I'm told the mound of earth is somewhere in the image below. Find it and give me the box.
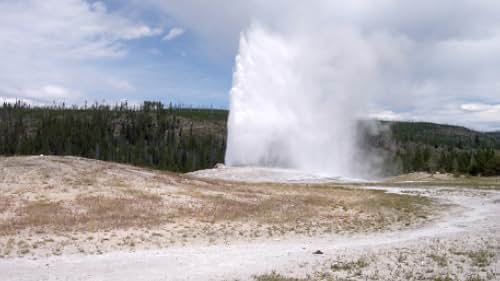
[188,166,362,183]
[0,156,432,259]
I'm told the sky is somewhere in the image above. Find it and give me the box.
[0,0,499,131]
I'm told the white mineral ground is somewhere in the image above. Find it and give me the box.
[1,161,499,281]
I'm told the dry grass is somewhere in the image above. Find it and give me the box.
[0,182,433,235]
[384,172,500,190]
[430,253,449,267]
[0,156,439,258]
[468,250,495,267]
[180,193,320,223]
[0,194,167,234]
[253,272,308,281]
[5,200,75,233]
[331,256,370,272]
[0,195,12,213]
[120,187,163,202]
[252,240,499,281]
[75,195,166,230]
[0,183,433,240]
[176,184,433,230]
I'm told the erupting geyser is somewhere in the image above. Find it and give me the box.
[225,23,386,178]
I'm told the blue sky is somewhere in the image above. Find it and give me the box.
[96,30,232,107]
[0,0,499,131]
[0,0,234,108]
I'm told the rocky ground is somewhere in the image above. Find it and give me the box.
[252,187,500,281]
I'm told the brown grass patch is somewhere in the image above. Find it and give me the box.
[0,195,12,213]
[356,190,430,214]
[172,185,432,230]
[0,183,433,236]
[1,200,76,234]
[0,156,436,237]
[178,194,317,223]
[0,193,168,234]
[254,272,307,281]
[75,195,165,230]
[120,188,162,202]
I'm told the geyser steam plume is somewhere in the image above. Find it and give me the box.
[225,23,394,178]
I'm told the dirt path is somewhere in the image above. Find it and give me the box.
[2,186,499,281]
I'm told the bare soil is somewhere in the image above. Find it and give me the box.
[384,172,500,189]
[0,156,434,259]
[2,156,497,281]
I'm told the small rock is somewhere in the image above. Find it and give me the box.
[214,163,225,169]
[313,250,323,255]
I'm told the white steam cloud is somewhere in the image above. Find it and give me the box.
[148,1,500,132]
[226,22,406,178]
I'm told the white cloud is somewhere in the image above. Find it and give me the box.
[90,1,107,13]
[457,103,500,130]
[0,0,162,60]
[122,25,163,40]
[368,103,500,131]
[24,85,81,101]
[460,103,499,112]
[0,97,34,105]
[107,78,136,92]
[144,0,500,131]
[162,27,185,41]
[0,0,162,104]
[0,84,80,105]
[1,1,499,131]
[368,110,404,121]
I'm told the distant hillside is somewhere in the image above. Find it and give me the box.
[486,131,500,142]
[363,121,499,176]
[0,101,498,175]
[0,101,226,172]
[386,121,500,149]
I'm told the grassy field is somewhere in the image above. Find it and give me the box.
[380,172,500,189]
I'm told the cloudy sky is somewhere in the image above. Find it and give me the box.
[1,0,499,131]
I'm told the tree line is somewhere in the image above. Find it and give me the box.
[0,100,226,172]
[1,101,498,175]
[362,121,500,176]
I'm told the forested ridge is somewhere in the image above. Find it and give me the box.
[363,121,500,176]
[0,101,226,172]
[1,101,499,175]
